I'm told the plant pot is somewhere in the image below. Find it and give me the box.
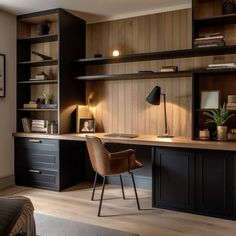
[217,126,228,141]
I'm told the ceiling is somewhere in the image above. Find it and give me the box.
[0,0,191,23]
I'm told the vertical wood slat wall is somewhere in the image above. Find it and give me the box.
[86,9,193,137]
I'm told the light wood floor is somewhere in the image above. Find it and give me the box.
[1,183,236,236]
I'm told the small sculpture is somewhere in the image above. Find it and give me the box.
[32,51,52,60]
[37,21,50,35]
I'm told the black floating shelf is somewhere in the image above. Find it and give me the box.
[76,45,236,65]
[18,59,58,67]
[194,13,236,27]
[76,71,192,81]
[17,34,58,44]
[18,79,58,85]
[193,67,236,74]
[18,108,58,112]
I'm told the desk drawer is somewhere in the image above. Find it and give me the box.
[15,168,59,191]
[15,138,59,170]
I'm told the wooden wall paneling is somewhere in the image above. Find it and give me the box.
[86,9,193,137]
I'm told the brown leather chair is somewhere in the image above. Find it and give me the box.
[85,135,143,216]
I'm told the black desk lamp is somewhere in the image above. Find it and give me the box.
[146,86,173,138]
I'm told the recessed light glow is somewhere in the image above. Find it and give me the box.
[112,50,120,57]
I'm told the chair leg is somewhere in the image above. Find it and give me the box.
[120,175,125,200]
[91,172,98,201]
[129,171,141,210]
[98,176,106,217]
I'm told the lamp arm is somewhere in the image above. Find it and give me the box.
[161,93,168,135]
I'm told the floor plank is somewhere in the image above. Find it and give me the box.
[1,183,236,236]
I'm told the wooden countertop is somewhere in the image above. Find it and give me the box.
[13,132,236,151]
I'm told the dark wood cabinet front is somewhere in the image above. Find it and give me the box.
[153,147,195,210]
[195,150,234,217]
[153,147,236,219]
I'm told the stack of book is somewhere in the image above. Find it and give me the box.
[40,103,58,109]
[31,119,48,133]
[23,101,39,109]
[21,118,31,132]
[207,63,236,70]
[226,95,236,110]
[194,33,225,48]
[29,72,49,81]
[160,66,178,72]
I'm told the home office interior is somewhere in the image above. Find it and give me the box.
[1,0,236,235]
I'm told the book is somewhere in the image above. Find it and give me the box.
[23,103,38,109]
[40,104,58,109]
[160,66,178,72]
[194,35,224,41]
[31,119,48,133]
[208,63,235,68]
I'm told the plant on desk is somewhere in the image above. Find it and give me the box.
[41,93,53,104]
[204,103,234,141]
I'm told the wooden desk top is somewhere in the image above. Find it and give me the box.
[13,132,236,151]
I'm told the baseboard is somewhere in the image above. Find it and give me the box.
[106,174,152,190]
[0,175,15,190]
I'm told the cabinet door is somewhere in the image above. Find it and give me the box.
[153,147,195,210]
[196,150,233,217]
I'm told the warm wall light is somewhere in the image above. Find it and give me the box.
[112,50,120,56]
[146,86,174,138]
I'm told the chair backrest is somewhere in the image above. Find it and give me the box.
[85,136,109,176]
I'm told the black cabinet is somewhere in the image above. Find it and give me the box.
[153,147,195,210]
[153,147,236,219]
[15,137,86,191]
[196,150,234,217]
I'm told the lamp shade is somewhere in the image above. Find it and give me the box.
[146,86,161,105]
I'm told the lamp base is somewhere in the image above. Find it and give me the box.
[157,133,174,138]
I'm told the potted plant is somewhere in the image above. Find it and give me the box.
[41,93,53,104]
[204,103,234,141]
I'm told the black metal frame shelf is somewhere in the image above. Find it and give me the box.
[17,34,58,44]
[76,45,236,65]
[18,79,58,85]
[194,13,236,27]
[18,59,58,67]
[18,108,58,112]
[76,71,192,81]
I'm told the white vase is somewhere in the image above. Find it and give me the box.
[217,126,227,141]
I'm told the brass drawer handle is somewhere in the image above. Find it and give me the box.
[28,139,42,143]
[29,169,41,174]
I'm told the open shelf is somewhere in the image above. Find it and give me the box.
[17,34,58,44]
[76,71,192,81]
[18,79,58,85]
[194,13,236,27]
[18,108,58,112]
[18,59,58,67]
[76,45,236,65]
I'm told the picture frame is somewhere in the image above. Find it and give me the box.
[0,54,5,97]
[79,118,95,133]
[200,90,220,109]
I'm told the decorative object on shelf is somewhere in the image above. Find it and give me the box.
[79,118,95,133]
[222,0,235,15]
[0,54,5,97]
[194,33,225,48]
[41,93,53,104]
[227,129,236,140]
[37,21,50,35]
[30,72,49,81]
[112,50,119,57]
[94,51,102,58]
[21,117,31,132]
[160,66,178,72]
[200,90,220,109]
[204,103,234,141]
[76,105,92,133]
[199,129,210,140]
[31,119,48,133]
[48,121,58,134]
[32,51,53,60]
[146,86,173,138]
